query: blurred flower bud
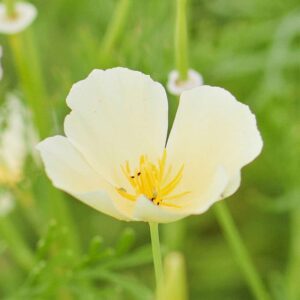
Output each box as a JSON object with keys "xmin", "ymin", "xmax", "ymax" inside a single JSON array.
[
  {"xmin": 159, "ymin": 252, "xmax": 188, "ymax": 300},
  {"xmin": 167, "ymin": 69, "xmax": 203, "ymax": 96},
  {"xmin": 0, "ymin": 190, "xmax": 15, "ymax": 217},
  {"xmin": 0, "ymin": 2, "xmax": 37, "ymax": 35},
  {"xmin": 0, "ymin": 94, "xmax": 37, "ymax": 186},
  {"xmin": 0, "ymin": 46, "xmax": 3, "ymax": 80}
]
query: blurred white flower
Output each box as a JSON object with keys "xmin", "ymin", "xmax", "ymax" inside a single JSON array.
[
  {"xmin": 0, "ymin": 2, "xmax": 37, "ymax": 35},
  {"xmin": 0, "ymin": 94, "xmax": 37, "ymax": 185},
  {"xmin": 0, "ymin": 46, "xmax": 3, "ymax": 80},
  {"xmin": 167, "ymin": 69, "xmax": 203, "ymax": 96},
  {"xmin": 37, "ymin": 68, "xmax": 262, "ymax": 223},
  {"xmin": 0, "ymin": 191, "xmax": 15, "ymax": 217}
]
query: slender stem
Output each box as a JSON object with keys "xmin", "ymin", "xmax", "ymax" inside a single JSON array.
[
  {"xmin": 100, "ymin": 0, "xmax": 131, "ymax": 66},
  {"xmin": 175, "ymin": 0, "xmax": 189, "ymax": 81},
  {"xmin": 149, "ymin": 222, "xmax": 164, "ymax": 296},
  {"xmin": 286, "ymin": 208, "xmax": 300, "ymax": 300},
  {"xmin": 214, "ymin": 202, "xmax": 271, "ymax": 300},
  {"xmin": 9, "ymin": 32, "xmax": 51, "ymax": 138},
  {"xmin": 163, "ymin": 0, "xmax": 190, "ymax": 253},
  {"xmin": 0, "ymin": 216, "xmax": 35, "ymax": 270},
  {"xmin": 8, "ymin": 30, "xmax": 80, "ymax": 254},
  {"xmin": 163, "ymin": 220, "xmax": 186, "ymax": 251},
  {"xmin": 4, "ymin": 0, "xmax": 16, "ymax": 18}
]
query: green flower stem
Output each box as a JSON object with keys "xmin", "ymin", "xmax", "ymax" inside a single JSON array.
[
  {"xmin": 214, "ymin": 202, "xmax": 271, "ymax": 300},
  {"xmin": 149, "ymin": 222, "xmax": 164, "ymax": 297},
  {"xmin": 163, "ymin": 219, "xmax": 186, "ymax": 251},
  {"xmin": 175, "ymin": 0, "xmax": 189, "ymax": 81},
  {"xmin": 0, "ymin": 216, "xmax": 35, "ymax": 270},
  {"xmin": 163, "ymin": 0, "xmax": 190, "ymax": 253},
  {"xmin": 4, "ymin": 0, "xmax": 16, "ymax": 17},
  {"xmin": 9, "ymin": 32, "xmax": 51, "ymax": 139},
  {"xmin": 100, "ymin": 0, "xmax": 131, "ymax": 66},
  {"xmin": 8, "ymin": 31, "xmax": 80, "ymax": 254},
  {"xmin": 286, "ymin": 209, "xmax": 300, "ymax": 300}
]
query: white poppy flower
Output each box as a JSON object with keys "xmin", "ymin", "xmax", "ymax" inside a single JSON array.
[
  {"xmin": 0, "ymin": 94, "xmax": 36, "ymax": 185},
  {"xmin": 0, "ymin": 2, "xmax": 37, "ymax": 35},
  {"xmin": 0, "ymin": 191, "xmax": 15, "ymax": 217},
  {"xmin": 37, "ymin": 68, "xmax": 263, "ymax": 223},
  {"xmin": 167, "ymin": 69, "xmax": 203, "ymax": 96}
]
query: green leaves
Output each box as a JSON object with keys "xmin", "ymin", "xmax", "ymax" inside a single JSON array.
[{"xmin": 8, "ymin": 224, "xmax": 152, "ymax": 300}]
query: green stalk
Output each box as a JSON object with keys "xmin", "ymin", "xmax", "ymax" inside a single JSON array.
[
  {"xmin": 100, "ymin": 0, "xmax": 131, "ymax": 66},
  {"xmin": 4, "ymin": 0, "xmax": 16, "ymax": 18},
  {"xmin": 163, "ymin": 0, "xmax": 190, "ymax": 251},
  {"xmin": 175, "ymin": 0, "xmax": 189, "ymax": 81},
  {"xmin": 0, "ymin": 216, "xmax": 35, "ymax": 270},
  {"xmin": 214, "ymin": 202, "xmax": 271, "ymax": 300},
  {"xmin": 8, "ymin": 30, "xmax": 80, "ymax": 254},
  {"xmin": 9, "ymin": 32, "xmax": 51, "ymax": 139},
  {"xmin": 149, "ymin": 222, "xmax": 164, "ymax": 297},
  {"xmin": 163, "ymin": 219, "xmax": 186, "ymax": 251},
  {"xmin": 286, "ymin": 208, "xmax": 300, "ymax": 300}
]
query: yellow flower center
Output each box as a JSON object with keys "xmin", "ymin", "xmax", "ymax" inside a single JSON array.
[{"xmin": 116, "ymin": 149, "xmax": 189, "ymax": 208}]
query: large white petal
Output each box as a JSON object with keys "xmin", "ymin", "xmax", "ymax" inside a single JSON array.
[
  {"xmin": 36, "ymin": 136, "xmax": 128, "ymax": 220},
  {"xmin": 166, "ymin": 85, "xmax": 263, "ymax": 211},
  {"xmin": 132, "ymin": 196, "xmax": 189, "ymax": 223},
  {"xmin": 64, "ymin": 67, "xmax": 168, "ymax": 186},
  {"xmin": 221, "ymin": 172, "xmax": 241, "ymax": 198},
  {"xmin": 75, "ymin": 190, "xmax": 130, "ymax": 221}
]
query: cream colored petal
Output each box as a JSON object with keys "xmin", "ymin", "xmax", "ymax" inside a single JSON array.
[
  {"xmin": 189, "ymin": 167, "xmax": 229, "ymax": 214},
  {"xmin": 75, "ymin": 191, "xmax": 130, "ymax": 221},
  {"xmin": 36, "ymin": 136, "xmax": 127, "ymax": 220},
  {"xmin": 132, "ymin": 196, "xmax": 188, "ymax": 223},
  {"xmin": 65, "ymin": 67, "xmax": 168, "ymax": 186},
  {"xmin": 166, "ymin": 85, "xmax": 262, "ymax": 212},
  {"xmin": 221, "ymin": 172, "xmax": 241, "ymax": 198}
]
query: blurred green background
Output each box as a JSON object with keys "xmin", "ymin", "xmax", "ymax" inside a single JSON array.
[{"xmin": 1, "ymin": 0, "xmax": 300, "ymax": 299}]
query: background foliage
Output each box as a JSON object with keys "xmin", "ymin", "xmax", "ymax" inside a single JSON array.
[{"xmin": 1, "ymin": 0, "xmax": 300, "ymax": 299}]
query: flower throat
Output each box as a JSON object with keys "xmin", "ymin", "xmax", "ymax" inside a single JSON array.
[{"xmin": 117, "ymin": 150, "xmax": 189, "ymax": 208}]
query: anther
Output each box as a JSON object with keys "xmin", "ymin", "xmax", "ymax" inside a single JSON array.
[{"xmin": 118, "ymin": 151, "xmax": 188, "ymax": 206}]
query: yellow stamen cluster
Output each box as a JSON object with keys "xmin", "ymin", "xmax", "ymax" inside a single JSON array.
[{"xmin": 117, "ymin": 150, "xmax": 189, "ymax": 208}]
